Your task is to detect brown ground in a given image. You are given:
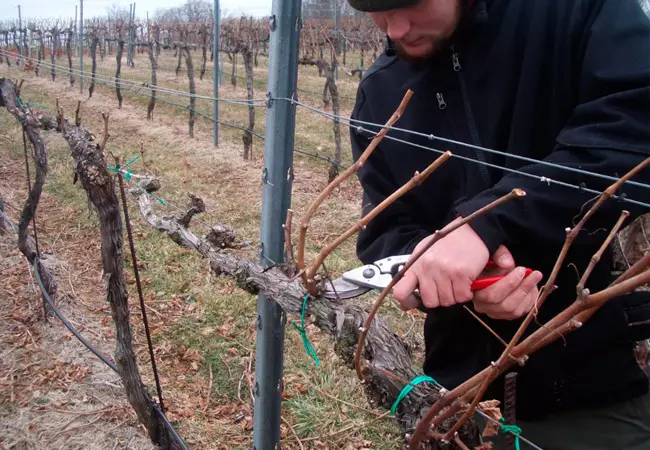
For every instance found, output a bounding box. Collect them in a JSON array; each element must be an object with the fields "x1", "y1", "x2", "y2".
[{"x1": 0, "y1": 58, "x2": 407, "y2": 450}]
